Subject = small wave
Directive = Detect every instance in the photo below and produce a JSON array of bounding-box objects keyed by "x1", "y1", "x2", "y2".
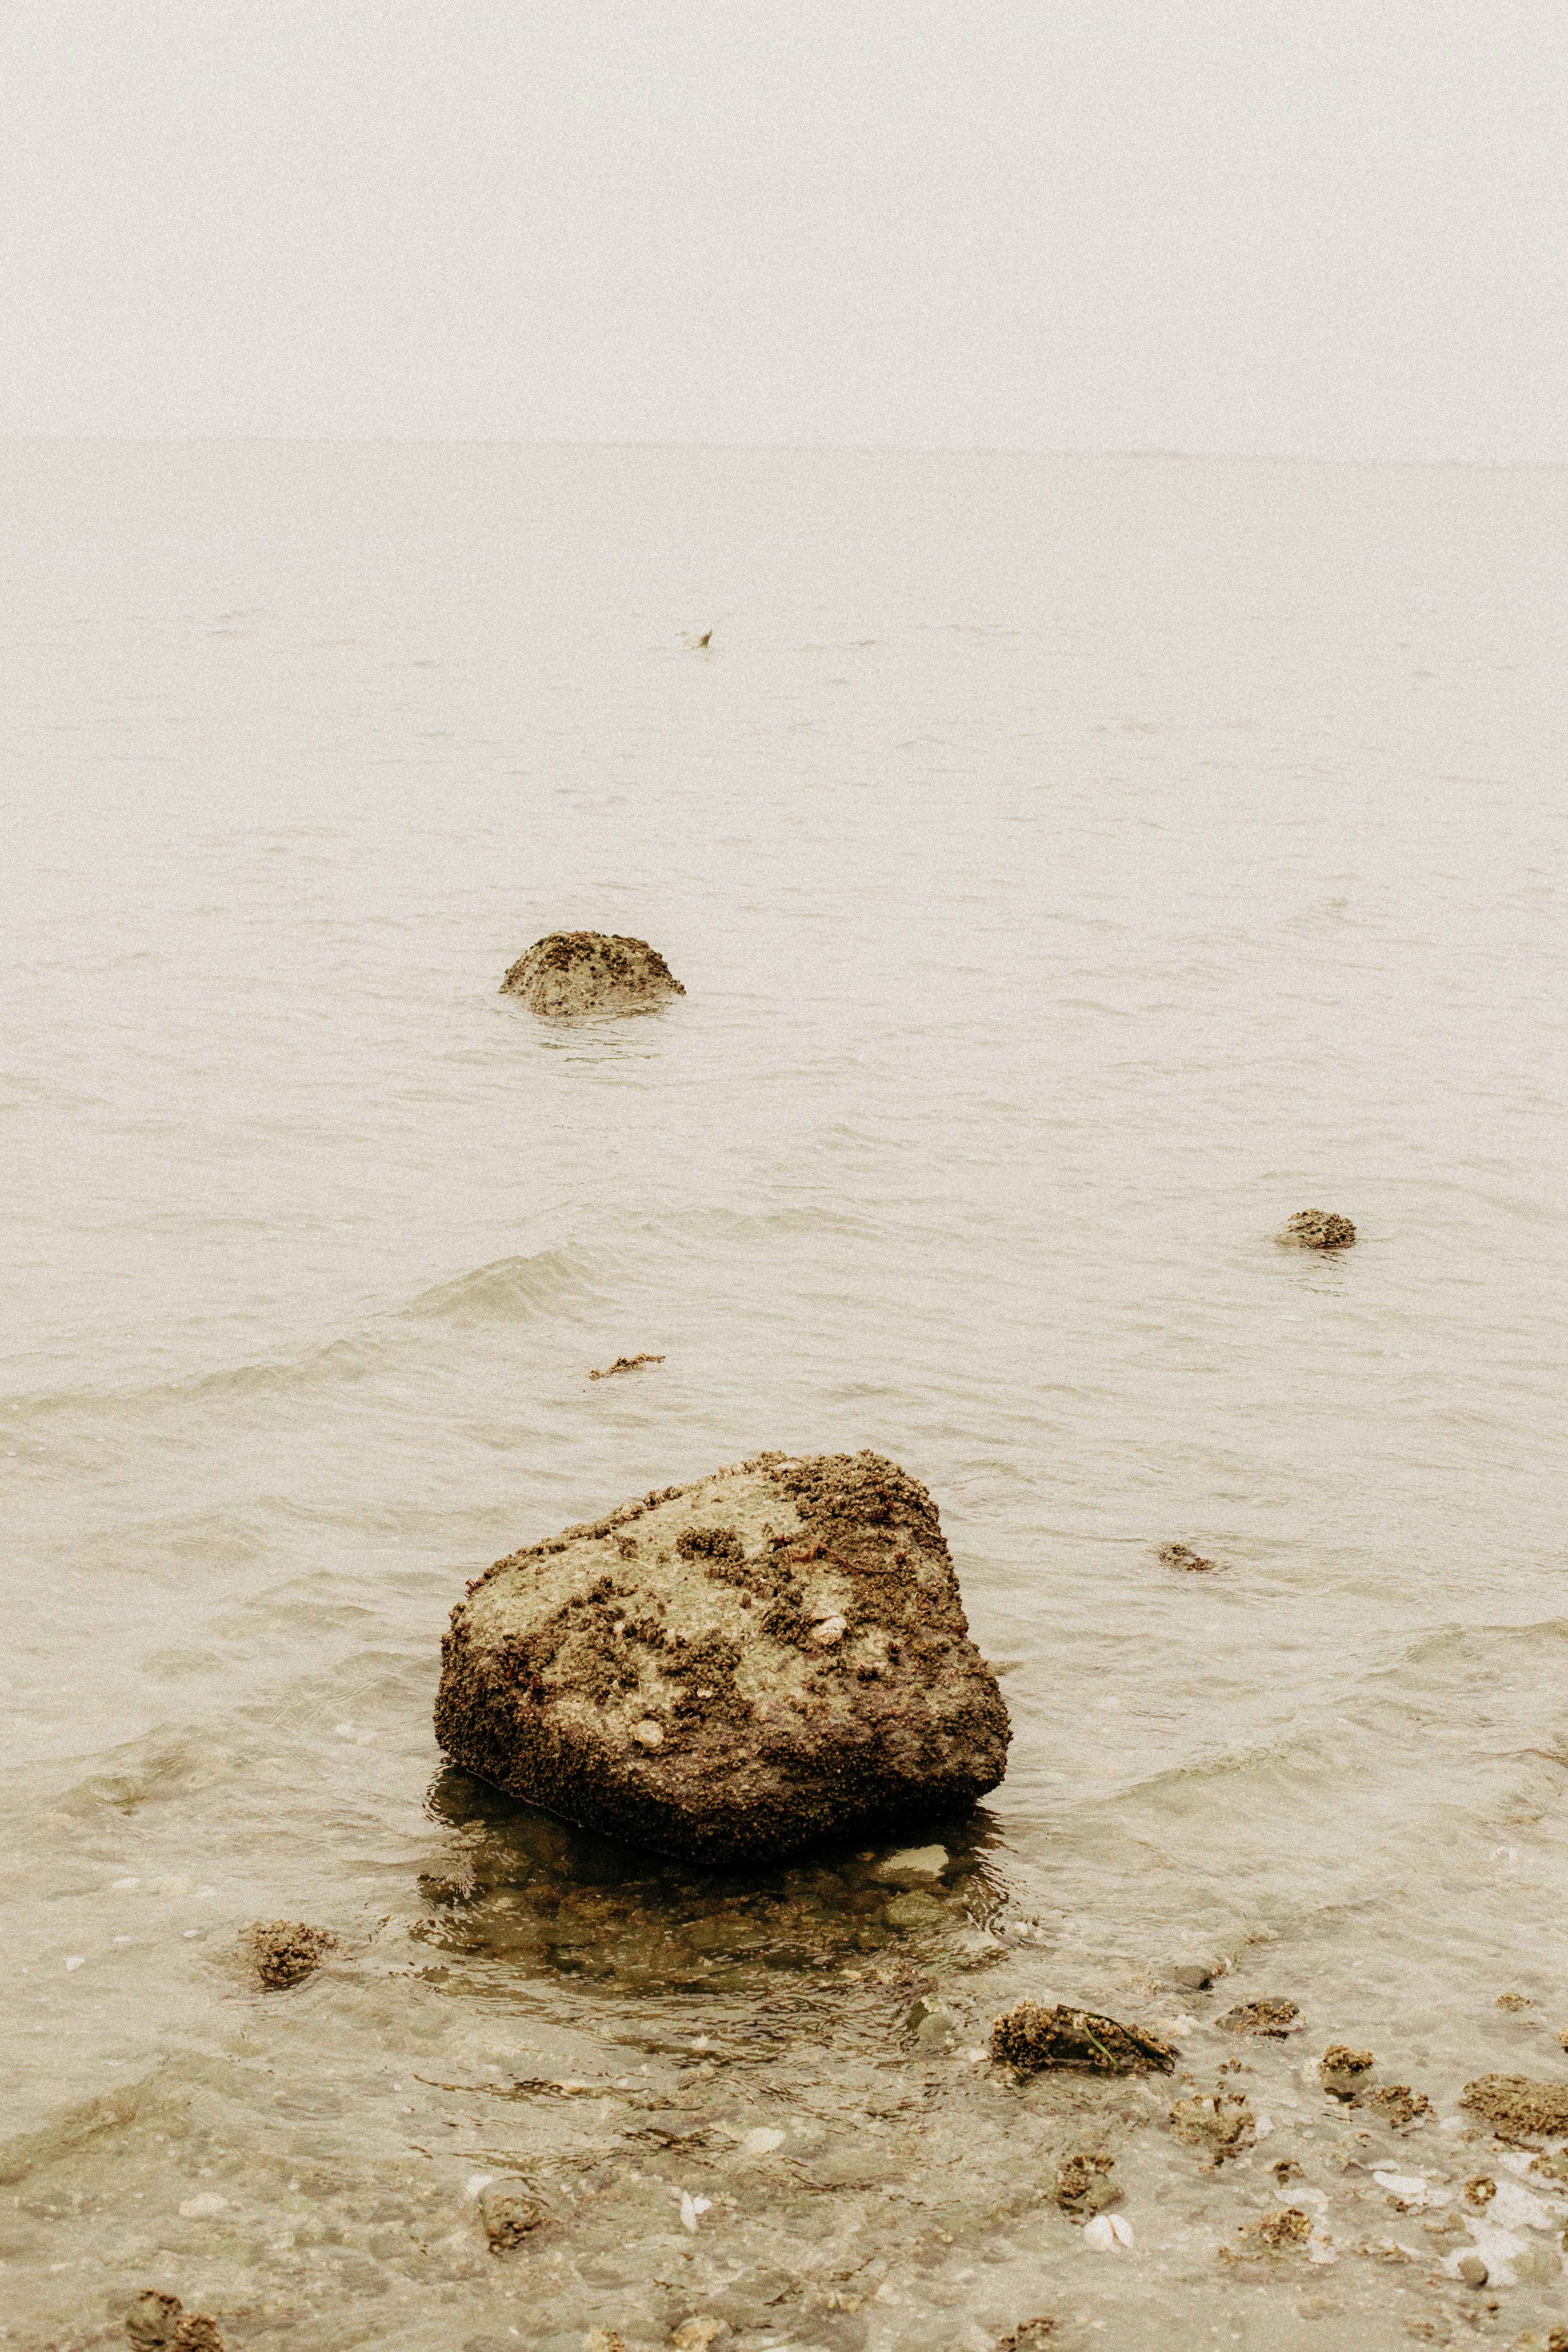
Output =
[{"x1": 402, "y1": 1247, "x2": 608, "y2": 1327}]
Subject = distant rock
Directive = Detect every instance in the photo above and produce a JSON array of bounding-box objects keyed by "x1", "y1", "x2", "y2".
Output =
[
  {"x1": 246, "y1": 1920, "x2": 336, "y2": 1989},
  {"x1": 1283, "y1": 1210, "x2": 1357, "y2": 1250},
  {"x1": 1158, "y1": 1543, "x2": 1216, "y2": 1573},
  {"x1": 434, "y1": 1450, "x2": 1010, "y2": 1866},
  {"x1": 500, "y1": 931, "x2": 684, "y2": 1016}
]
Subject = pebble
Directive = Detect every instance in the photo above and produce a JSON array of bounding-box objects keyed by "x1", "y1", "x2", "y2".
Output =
[
  {"x1": 1083, "y1": 2212, "x2": 1134, "y2": 2250},
  {"x1": 1457, "y1": 2253, "x2": 1488, "y2": 2286}
]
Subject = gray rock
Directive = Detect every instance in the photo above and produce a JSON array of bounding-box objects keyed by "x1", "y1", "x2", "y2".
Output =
[
  {"x1": 500, "y1": 931, "x2": 684, "y2": 1016},
  {"x1": 435, "y1": 1450, "x2": 1010, "y2": 1866},
  {"x1": 1456, "y1": 2253, "x2": 1488, "y2": 2287}
]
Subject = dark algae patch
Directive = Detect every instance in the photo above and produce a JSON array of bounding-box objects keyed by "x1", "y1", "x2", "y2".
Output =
[{"x1": 433, "y1": 1450, "x2": 1011, "y2": 1865}]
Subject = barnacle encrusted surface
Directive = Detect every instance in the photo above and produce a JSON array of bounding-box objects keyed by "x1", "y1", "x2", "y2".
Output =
[
  {"x1": 500, "y1": 931, "x2": 684, "y2": 1015},
  {"x1": 435, "y1": 1450, "x2": 1010, "y2": 1865}
]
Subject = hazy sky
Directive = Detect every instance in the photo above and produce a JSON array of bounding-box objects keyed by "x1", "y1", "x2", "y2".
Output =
[{"x1": 3, "y1": 0, "x2": 1564, "y2": 459}]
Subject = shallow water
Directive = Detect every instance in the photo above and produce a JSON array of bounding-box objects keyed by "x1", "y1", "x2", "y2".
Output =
[{"x1": 3, "y1": 440, "x2": 1568, "y2": 2350}]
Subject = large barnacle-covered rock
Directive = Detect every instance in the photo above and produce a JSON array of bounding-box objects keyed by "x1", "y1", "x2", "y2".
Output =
[{"x1": 434, "y1": 1451, "x2": 1010, "y2": 1866}]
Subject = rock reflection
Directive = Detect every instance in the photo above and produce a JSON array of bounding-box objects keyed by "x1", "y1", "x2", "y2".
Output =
[{"x1": 417, "y1": 1767, "x2": 1011, "y2": 1992}]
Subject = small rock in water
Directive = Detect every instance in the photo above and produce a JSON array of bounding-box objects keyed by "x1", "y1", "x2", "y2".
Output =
[
  {"x1": 875, "y1": 1844, "x2": 948, "y2": 1880},
  {"x1": 1251, "y1": 2207, "x2": 1313, "y2": 2251},
  {"x1": 1365, "y1": 2083, "x2": 1432, "y2": 2129},
  {"x1": 124, "y1": 2300, "x2": 224, "y2": 2352},
  {"x1": 478, "y1": 2180, "x2": 548, "y2": 2248},
  {"x1": 1163, "y1": 1957, "x2": 1222, "y2": 1990},
  {"x1": 1169, "y1": 2091, "x2": 1258, "y2": 2166},
  {"x1": 670, "y1": 2321, "x2": 728, "y2": 2351},
  {"x1": 246, "y1": 1919, "x2": 336, "y2": 1989},
  {"x1": 1456, "y1": 2253, "x2": 1489, "y2": 2287},
  {"x1": 1082, "y1": 2211, "x2": 1133, "y2": 2250},
  {"x1": 126, "y1": 2293, "x2": 184, "y2": 2349},
  {"x1": 589, "y1": 1353, "x2": 665, "y2": 1380},
  {"x1": 1054, "y1": 2146, "x2": 1118, "y2": 2214},
  {"x1": 172, "y1": 2323, "x2": 224, "y2": 2352},
  {"x1": 991, "y1": 2002, "x2": 1176, "y2": 2076},
  {"x1": 995, "y1": 2323, "x2": 1056, "y2": 2350},
  {"x1": 1157, "y1": 1542, "x2": 1216, "y2": 1572},
  {"x1": 1283, "y1": 1209, "x2": 1357, "y2": 1250},
  {"x1": 1219, "y1": 1998, "x2": 1301, "y2": 2038},
  {"x1": 1461, "y1": 2074, "x2": 1568, "y2": 2138},
  {"x1": 1318, "y1": 2043, "x2": 1376, "y2": 2098},
  {"x1": 500, "y1": 931, "x2": 684, "y2": 1017},
  {"x1": 1463, "y1": 2173, "x2": 1497, "y2": 2208},
  {"x1": 435, "y1": 1449, "x2": 1010, "y2": 1865},
  {"x1": 1496, "y1": 1990, "x2": 1532, "y2": 2011}
]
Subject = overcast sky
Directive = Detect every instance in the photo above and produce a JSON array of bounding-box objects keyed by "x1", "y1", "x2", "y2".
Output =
[{"x1": 2, "y1": 0, "x2": 1564, "y2": 460}]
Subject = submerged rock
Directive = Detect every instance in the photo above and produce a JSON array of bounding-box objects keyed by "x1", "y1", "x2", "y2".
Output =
[
  {"x1": 246, "y1": 1920, "x2": 336, "y2": 1989},
  {"x1": 124, "y1": 2297, "x2": 224, "y2": 2351},
  {"x1": 991, "y1": 2002, "x2": 1176, "y2": 2076},
  {"x1": 1461, "y1": 2074, "x2": 1568, "y2": 2138},
  {"x1": 478, "y1": 2181, "x2": 548, "y2": 2248},
  {"x1": 1319, "y1": 2042, "x2": 1375, "y2": 2097},
  {"x1": 1283, "y1": 1209, "x2": 1357, "y2": 1250},
  {"x1": 1169, "y1": 2090, "x2": 1258, "y2": 2165},
  {"x1": 500, "y1": 931, "x2": 684, "y2": 1016},
  {"x1": 1158, "y1": 1542, "x2": 1216, "y2": 1572},
  {"x1": 1054, "y1": 2145, "x2": 1119, "y2": 2214},
  {"x1": 1219, "y1": 1998, "x2": 1301, "y2": 2037},
  {"x1": 434, "y1": 1450, "x2": 1010, "y2": 1866}
]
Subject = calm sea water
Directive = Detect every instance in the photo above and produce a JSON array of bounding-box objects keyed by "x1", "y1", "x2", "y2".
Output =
[{"x1": 3, "y1": 441, "x2": 1566, "y2": 2351}]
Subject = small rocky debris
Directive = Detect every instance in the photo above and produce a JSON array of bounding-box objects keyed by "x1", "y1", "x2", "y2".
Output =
[
  {"x1": 1366, "y1": 2083, "x2": 1432, "y2": 2129},
  {"x1": 1158, "y1": 1542, "x2": 1216, "y2": 1571},
  {"x1": 991, "y1": 2002, "x2": 1177, "y2": 2076},
  {"x1": 1461, "y1": 2075, "x2": 1568, "y2": 2138},
  {"x1": 1169, "y1": 2090, "x2": 1257, "y2": 2166},
  {"x1": 1319, "y1": 2043, "x2": 1376, "y2": 2098},
  {"x1": 1462, "y1": 2174, "x2": 1497, "y2": 2209},
  {"x1": 1529, "y1": 2149, "x2": 1568, "y2": 2184},
  {"x1": 501, "y1": 931, "x2": 684, "y2": 1017},
  {"x1": 587, "y1": 2334, "x2": 632, "y2": 2352},
  {"x1": 1219, "y1": 1997, "x2": 1301, "y2": 2037},
  {"x1": 125, "y1": 2295, "x2": 225, "y2": 2351},
  {"x1": 246, "y1": 1920, "x2": 336, "y2": 1989},
  {"x1": 590, "y1": 1353, "x2": 665, "y2": 1380},
  {"x1": 1252, "y1": 2206, "x2": 1312, "y2": 2251},
  {"x1": 670, "y1": 2321, "x2": 728, "y2": 2351},
  {"x1": 1283, "y1": 1209, "x2": 1357, "y2": 1249},
  {"x1": 478, "y1": 2180, "x2": 548, "y2": 2248},
  {"x1": 1496, "y1": 1991, "x2": 1532, "y2": 2011},
  {"x1": 995, "y1": 2323, "x2": 1056, "y2": 2350},
  {"x1": 1054, "y1": 2145, "x2": 1118, "y2": 2215}
]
